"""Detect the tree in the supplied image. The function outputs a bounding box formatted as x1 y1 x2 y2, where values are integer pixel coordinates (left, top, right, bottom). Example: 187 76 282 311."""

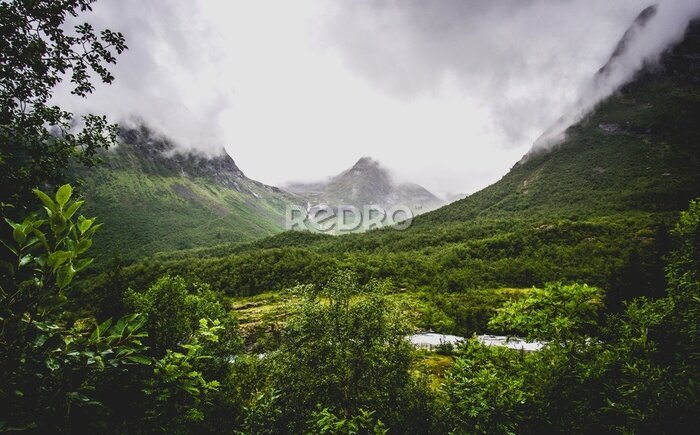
0 0 126 210
143 319 224 434
0 185 149 431
488 282 605 343
268 271 429 432
444 340 532 434
445 200 700 433
124 275 241 359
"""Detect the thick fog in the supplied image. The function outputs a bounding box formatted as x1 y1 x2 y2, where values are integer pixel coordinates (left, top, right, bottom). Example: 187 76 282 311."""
53 0 700 197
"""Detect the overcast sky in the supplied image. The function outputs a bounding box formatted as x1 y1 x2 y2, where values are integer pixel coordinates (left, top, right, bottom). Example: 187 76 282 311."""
55 0 700 197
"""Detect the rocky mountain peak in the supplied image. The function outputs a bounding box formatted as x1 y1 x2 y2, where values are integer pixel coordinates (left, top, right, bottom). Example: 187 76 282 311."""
111 124 290 196
596 4 658 78
351 156 379 170
285 156 444 214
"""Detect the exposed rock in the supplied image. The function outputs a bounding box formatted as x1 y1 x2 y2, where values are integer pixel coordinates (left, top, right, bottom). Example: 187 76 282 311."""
284 157 444 214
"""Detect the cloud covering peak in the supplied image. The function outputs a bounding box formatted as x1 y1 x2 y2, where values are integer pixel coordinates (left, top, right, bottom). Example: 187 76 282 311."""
53 0 700 196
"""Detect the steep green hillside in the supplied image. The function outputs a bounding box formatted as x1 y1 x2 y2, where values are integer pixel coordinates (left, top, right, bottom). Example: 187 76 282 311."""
75 126 300 263
88 21 699 313
418 16 699 226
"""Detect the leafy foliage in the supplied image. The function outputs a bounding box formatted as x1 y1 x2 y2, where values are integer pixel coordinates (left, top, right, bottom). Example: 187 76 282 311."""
124 275 241 358
0 185 149 431
144 319 223 434
0 0 126 209
266 271 433 432
309 407 389 435
443 197 700 434
488 282 605 342
445 340 531 434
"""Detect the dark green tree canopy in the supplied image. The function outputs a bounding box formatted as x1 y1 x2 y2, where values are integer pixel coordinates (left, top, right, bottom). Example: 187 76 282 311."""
0 0 126 209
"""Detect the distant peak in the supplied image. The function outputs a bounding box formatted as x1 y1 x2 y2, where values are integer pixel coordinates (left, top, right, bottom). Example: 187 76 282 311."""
351 156 379 170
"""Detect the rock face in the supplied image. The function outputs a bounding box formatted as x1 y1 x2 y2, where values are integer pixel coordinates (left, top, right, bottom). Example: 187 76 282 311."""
115 125 284 196
285 157 444 214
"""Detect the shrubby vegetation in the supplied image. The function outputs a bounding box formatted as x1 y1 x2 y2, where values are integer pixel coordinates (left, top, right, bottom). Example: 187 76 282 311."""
2 186 698 432
88 212 670 327
443 200 700 433
0 185 150 431
264 272 433 433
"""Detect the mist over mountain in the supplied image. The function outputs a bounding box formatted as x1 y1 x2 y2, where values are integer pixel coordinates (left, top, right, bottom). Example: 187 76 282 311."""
532 2 699 152
50 1 700 197
284 157 444 215
75 124 301 262
420 16 700 226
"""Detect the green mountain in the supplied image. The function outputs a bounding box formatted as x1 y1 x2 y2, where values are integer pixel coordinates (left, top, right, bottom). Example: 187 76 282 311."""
76 125 301 264
420 16 700 227
94 16 699 315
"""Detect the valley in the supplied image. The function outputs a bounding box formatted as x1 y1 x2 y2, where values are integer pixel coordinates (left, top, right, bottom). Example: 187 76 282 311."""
2 2 699 433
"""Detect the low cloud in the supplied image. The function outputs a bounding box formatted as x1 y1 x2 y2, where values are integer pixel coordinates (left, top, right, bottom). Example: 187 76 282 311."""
55 0 231 156
326 0 700 149
50 0 700 195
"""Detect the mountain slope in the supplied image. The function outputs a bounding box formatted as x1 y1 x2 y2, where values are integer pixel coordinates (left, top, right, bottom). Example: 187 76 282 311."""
76 125 300 263
92 13 700 304
285 157 443 214
417 17 700 227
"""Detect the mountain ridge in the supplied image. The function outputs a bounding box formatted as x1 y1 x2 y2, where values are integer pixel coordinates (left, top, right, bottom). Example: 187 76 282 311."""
95 10 700 308
419 15 700 226
75 124 301 264
285 156 444 215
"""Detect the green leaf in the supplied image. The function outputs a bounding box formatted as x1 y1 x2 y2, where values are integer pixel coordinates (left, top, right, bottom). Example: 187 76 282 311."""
32 228 49 250
79 218 95 234
75 239 92 254
56 264 76 289
111 315 132 338
125 354 152 365
24 236 39 249
4 218 20 230
55 184 73 208
50 213 67 234
128 313 148 332
48 250 73 269
19 254 33 267
74 258 94 272
12 227 26 245
91 318 113 340
64 200 84 220
82 223 103 238
34 189 57 214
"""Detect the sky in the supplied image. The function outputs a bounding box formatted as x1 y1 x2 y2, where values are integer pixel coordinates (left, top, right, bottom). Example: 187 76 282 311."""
54 0 700 198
